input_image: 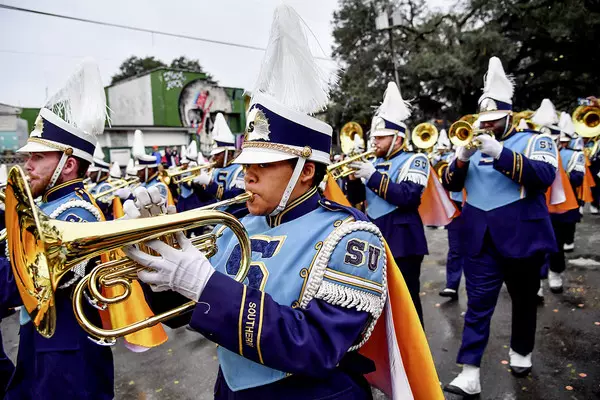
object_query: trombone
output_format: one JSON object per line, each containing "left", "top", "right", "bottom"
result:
{"left": 162, "top": 162, "right": 216, "bottom": 185}
{"left": 93, "top": 177, "right": 140, "bottom": 200}
{"left": 4, "top": 165, "right": 253, "bottom": 341}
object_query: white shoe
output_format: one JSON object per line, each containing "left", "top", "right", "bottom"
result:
{"left": 509, "top": 348, "right": 532, "bottom": 376}
{"left": 444, "top": 364, "right": 481, "bottom": 396}
{"left": 563, "top": 242, "right": 575, "bottom": 252}
{"left": 537, "top": 281, "right": 544, "bottom": 302}
{"left": 548, "top": 271, "right": 563, "bottom": 293}
{"left": 591, "top": 205, "right": 599, "bottom": 215}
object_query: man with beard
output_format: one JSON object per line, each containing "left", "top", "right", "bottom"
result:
{"left": 2, "top": 60, "right": 114, "bottom": 399}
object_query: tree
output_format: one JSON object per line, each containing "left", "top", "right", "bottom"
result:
{"left": 111, "top": 56, "right": 217, "bottom": 84}
{"left": 328, "top": 0, "right": 600, "bottom": 136}
{"left": 170, "top": 56, "right": 217, "bottom": 83}
{"left": 110, "top": 56, "right": 166, "bottom": 84}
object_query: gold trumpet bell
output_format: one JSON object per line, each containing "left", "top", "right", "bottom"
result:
{"left": 573, "top": 105, "right": 600, "bottom": 138}
{"left": 411, "top": 123, "right": 439, "bottom": 150}
{"left": 6, "top": 165, "right": 253, "bottom": 339}
{"left": 448, "top": 120, "right": 473, "bottom": 147}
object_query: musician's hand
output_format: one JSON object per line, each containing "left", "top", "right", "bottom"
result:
{"left": 115, "top": 187, "right": 132, "bottom": 201}
{"left": 193, "top": 171, "right": 211, "bottom": 186}
{"left": 123, "top": 186, "right": 166, "bottom": 219}
{"left": 125, "top": 232, "right": 214, "bottom": 301}
{"left": 477, "top": 135, "right": 503, "bottom": 159}
{"left": 456, "top": 145, "right": 477, "bottom": 162}
{"left": 348, "top": 161, "right": 376, "bottom": 181}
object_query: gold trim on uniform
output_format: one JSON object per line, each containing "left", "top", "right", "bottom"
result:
{"left": 238, "top": 285, "right": 247, "bottom": 356}
{"left": 256, "top": 291, "right": 266, "bottom": 364}
{"left": 42, "top": 178, "right": 84, "bottom": 202}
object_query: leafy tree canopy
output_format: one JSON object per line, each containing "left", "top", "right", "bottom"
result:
{"left": 111, "top": 56, "right": 216, "bottom": 84}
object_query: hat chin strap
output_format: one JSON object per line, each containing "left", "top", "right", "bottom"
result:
{"left": 46, "top": 152, "right": 70, "bottom": 191}
{"left": 386, "top": 132, "right": 400, "bottom": 158}
{"left": 269, "top": 157, "right": 306, "bottom": 217}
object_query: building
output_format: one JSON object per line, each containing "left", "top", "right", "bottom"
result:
{"left": 19, "top": 68, "right": 247, "bottom": 165}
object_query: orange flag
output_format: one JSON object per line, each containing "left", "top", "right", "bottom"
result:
{"left": 577, "top": 155, "right": 595, "bottom": 203}
{"left": 323, "top": 176, "right": 443, "bottom": 400}
{"left": 419, "top": 168, "right": 459, "bottom": 226}
{"left": 99, "top": 197, "right": 169, "bottom": 350}
{"left": 546, "top": 154, "right": 579, "bottom": 214}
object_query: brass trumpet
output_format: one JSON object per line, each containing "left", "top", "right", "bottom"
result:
{"left": 411, "top": 123, "right": 439, "bottom": 150}
{"left": 92, "top": 177, "right": 140, "bottom": 200}
{"left": 162, "top": 162, "right": 216, "bottom": 185}
{"left": 5, "top": 165, "right": 252, "bottom": 339}
{"left": 572, "top": 105, "right": 600, "bottom": 138}
{"left": 327, "top": 150, "right": 377, "bottom": 180}
{"left": 448, "top": 120, "right": 492, "bottom": 149}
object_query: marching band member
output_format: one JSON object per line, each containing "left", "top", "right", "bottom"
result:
{"left": 345, "top": 81, "right": 430, "bottom": 325}
{"left": 88, "top": 144, "right": 116, "bottom": 219}
{"left": 5, "top": 60, "right": 114, "bottom": 399}
{"left": 442, "top": 57, "right": 558, "bottom": 396}
{"left": 123, "top": 6, "right": 393, "bottom": 398}
{"left": 193, "top": 112, "right": 247, "bottom": 216}
{"left": 545, "top": 112, "right": 585, "bottom": 292}
{"left": 132, "top": 129, "right": 174, "bottom": 205}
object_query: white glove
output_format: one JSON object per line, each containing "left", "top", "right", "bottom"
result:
{"left": 193, "top": 171, "right": 211, "bottom": 186}
{"left": 477, "top": 135, "right": 503, "bottom": 159}
{"left": 456, "top": 146, "right": 477, "bottom": 162}
{"left": 123, "top": 186, "right": 166, "bottom": 219}
{"left": 124, "top": 232, "right": 214, "bottom": 301}
{"left": 115, "top": 187, "right": 132, "bottom": 201}
{"left": 348, "top": 161, "right": 376, "bottom": 180}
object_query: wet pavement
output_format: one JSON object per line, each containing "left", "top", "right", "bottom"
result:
{"left": 2, "top": 211, "right": 599, "bottom": 399}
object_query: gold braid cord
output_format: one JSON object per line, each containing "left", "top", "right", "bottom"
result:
{"left": 242, "top": 141, "right": 312, "bottom": 158}
{"left": 27, "top": 137, "right": 73, "bottom": 155}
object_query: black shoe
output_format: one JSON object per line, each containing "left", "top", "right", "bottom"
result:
{"left": 444, "top": 384, "right": 480, "bottom": 398}
{"left": 549, "top": 286, "right": 564, "bottom": 294}
{"left": 439, "top": 288, "right": 458, "bottom": 300}
{"left": 510, "top": 365, "right": 532, "bottom": 377}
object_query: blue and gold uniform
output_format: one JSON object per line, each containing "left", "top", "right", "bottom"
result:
{"left": 7, "top": 60, "right": 114, "bottom": 399}
{"left": 346, "top": 82, "right": 428, "bottom": 325}
{"left": 1, "top": 180, "right": 114, "bottom": 399}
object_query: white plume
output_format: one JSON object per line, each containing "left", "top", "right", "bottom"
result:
{"left": 377, "top": 82, "right": 411, "bottom": 124}
{"left": 46, "top": 58, "right": 107, "bottom": 136}
{"left": 479, "top": 57, "right": 514, "bottom": 104}
{"left": 110, "top": 161, "right": 121, "bottom": 178}
{"left": 93, "top": 141, "right": 105, "bottom": 160}
{"left": 180, "top": 145, "right": 187, "bottom": 157}
{"left": 212, "top": 113, "right": 235, "bottom": 144}
{"left": 252, "top": 4, "right": 336, "bottom": 114}
{"left": 132, "top": 129, "right": 146, "bottom": 159}
{"left": 558, "top": 111, "right": 575, "bottom": 135}
{"left": 187, "top": 140, "right": 198, "bottom": 159}
{"left": 532, "top": 99, "right": 559, "bottom": 127}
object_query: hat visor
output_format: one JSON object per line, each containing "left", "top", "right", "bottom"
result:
{"left": 210, "top": 146, "right": 235, "bottom": 156}
{"left": 17, "top": 141, "right": 58, "bottom": 154}
{"left": 371, "top": 129, "right": 406, "bottom": 137}
{"left": 478, "top": 110, "right": 510, "bottom": 123}
{"left": 233, "top": 148, "right": 297, "bottom": 165}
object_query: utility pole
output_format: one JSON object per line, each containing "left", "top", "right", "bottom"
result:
{"left": 375, "top": 2, "right": 400, "bottom": 87}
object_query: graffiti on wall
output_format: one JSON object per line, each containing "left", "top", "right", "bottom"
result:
{"left": 163, "top": 71, "right": 186, "bottom": 90}
{"left": 179, "top": 79, "right": 233, "bottom": 154}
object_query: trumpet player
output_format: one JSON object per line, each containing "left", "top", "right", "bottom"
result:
{"left": 442, "top": 57, "right": 558, "bottom": 397}
{"left": 122, "top": 6, "right": 394, "bottom": 398}
{"left": 193, "top": 112, "right": 247, "bottom": 217}
{"left": 345, "top": 81, "right": 430, "bottom": 326}
{"left": 3, "top": 60, "right": 114, "bottom": 399}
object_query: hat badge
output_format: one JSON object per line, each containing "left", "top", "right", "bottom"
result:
{"left": 245, "top": 108, "right": 271, "bottom": 142}
{"left": 480, "top": 98, "right": 498, "bottom": 112}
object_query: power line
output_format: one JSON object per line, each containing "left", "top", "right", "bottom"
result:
{"left": 0, "top": 3, "right": 333, "bottom": 61}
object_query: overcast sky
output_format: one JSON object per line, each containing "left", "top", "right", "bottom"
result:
{"left": 0, "top": 0, "right": 449, "bottom": 108}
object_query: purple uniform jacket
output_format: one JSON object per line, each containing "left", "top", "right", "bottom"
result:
{"left": 442, "top": 145, "right": 557, "bottom": 258}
